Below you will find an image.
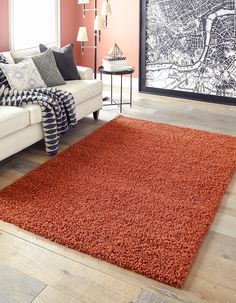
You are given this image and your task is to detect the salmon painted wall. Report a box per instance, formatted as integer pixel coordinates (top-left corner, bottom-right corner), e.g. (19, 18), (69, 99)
(0, 0), (139, 75)
(0, 0), (79, 60)
(77, 0), (139, 77)
(0, 0), (9, 51)
(60, 0), (79, 61)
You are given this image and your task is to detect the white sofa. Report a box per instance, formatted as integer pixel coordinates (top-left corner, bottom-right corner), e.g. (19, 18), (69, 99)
(0, 49), (103, 161)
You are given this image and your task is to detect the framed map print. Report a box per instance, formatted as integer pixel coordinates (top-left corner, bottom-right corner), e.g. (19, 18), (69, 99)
(139, 0), (236, 105)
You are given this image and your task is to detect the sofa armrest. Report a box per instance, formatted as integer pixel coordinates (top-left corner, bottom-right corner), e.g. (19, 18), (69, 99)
(77, 66), (93, 80)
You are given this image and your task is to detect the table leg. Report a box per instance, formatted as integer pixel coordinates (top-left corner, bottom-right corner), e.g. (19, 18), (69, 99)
(130, 73), (133, 107)
(120, 74), (123, 113)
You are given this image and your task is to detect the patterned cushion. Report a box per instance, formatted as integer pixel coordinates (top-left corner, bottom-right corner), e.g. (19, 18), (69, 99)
(0, 55), (8, 65)
(0, 52), (15, 64)
(0, 54), (10, 88)
(32, 49), (65, 87)
(0, 58), (46, 91)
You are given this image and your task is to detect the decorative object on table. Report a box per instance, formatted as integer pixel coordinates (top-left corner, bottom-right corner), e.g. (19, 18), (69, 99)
(139, 0), (236, 105)
(102, 43), (129, 72)
(99, 66), (134, 113)
(1, 115), (236, 288)
(109, 43), (123, 58)
(39, 44), (80, 81)
(77, 0), (112, 79)
(0, 58), (46, 91)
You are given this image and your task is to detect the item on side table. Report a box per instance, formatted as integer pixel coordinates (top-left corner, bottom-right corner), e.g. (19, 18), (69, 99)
(0, 58), (46, 91)
(109, 43), (123, 58)
(1, 115), (236, 288)
(102, 43), (129, 71)
(39, 44), (80, 81)
(32, 49), (65, 87)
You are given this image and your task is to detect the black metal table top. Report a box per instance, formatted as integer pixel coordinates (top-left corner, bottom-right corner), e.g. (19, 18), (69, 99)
(98, 66), (135, 75)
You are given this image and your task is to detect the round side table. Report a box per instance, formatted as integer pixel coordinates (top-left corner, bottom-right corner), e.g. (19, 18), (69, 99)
(98, 66), (135, 113)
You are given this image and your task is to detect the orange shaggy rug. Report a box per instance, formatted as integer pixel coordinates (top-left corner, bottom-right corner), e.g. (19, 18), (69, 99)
(1, 116), (236, 287)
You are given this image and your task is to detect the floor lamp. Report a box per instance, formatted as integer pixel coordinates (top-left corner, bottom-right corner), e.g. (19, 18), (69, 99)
(77, 0), (112, 80)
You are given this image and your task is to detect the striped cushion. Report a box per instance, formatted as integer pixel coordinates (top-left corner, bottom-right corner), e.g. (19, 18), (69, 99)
(0, 54), (10, 88)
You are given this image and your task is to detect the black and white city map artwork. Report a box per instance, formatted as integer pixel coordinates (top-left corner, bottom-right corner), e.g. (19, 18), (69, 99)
(140, 0), (236, 103)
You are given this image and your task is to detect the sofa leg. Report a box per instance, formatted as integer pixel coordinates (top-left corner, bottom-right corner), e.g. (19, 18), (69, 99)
(93, 110), (100, 120)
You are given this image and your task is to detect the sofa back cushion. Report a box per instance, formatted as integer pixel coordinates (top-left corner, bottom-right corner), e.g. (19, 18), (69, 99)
(11, 45), (58, 63)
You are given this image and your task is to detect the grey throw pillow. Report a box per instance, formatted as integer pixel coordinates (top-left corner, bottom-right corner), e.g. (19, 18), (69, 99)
(32, 49), (65, 87)
(39, 44), (80, 81)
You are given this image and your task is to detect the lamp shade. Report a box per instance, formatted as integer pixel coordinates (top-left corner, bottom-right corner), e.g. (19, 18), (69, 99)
(77, 27), (88, 41)
(101, 1), (112, 16)
(78, 0), (89, 4)
(94, 16), (105, 31)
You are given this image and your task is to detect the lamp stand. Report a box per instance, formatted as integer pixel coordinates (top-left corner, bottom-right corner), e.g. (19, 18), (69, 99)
(78, 0), (111, 80)
(94, 0), (97, 79)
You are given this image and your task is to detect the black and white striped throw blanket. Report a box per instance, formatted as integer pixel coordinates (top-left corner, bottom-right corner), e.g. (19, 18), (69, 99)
(0, 85), (77, 155)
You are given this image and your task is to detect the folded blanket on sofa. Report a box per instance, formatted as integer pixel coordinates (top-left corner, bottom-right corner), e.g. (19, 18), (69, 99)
(0, 85), (77, 155)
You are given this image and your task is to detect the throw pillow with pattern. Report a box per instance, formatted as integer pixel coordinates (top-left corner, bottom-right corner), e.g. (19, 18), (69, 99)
(32, 49), (65, 87)
(0, 58), (46, 91)
(0, 54), (10, 88)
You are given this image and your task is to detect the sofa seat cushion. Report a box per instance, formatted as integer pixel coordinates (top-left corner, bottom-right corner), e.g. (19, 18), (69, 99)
(19, 80), (103, 126)
(56, 80), (103, 105)
(0, 106), (30, 140)
(23, 104), (42, 125)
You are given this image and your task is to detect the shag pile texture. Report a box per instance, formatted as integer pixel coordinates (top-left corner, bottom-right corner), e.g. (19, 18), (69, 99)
(1, 116), (236, 287)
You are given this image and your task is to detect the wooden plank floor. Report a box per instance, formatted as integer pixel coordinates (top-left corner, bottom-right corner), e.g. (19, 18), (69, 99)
(0, 88), (236, 303)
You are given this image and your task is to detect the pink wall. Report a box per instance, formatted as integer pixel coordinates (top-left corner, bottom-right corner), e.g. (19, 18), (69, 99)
(0, 0), (9, 51)
(77, 0), (139, 77)
(60, 0), (79, 62)
(0, 0), (139, 76)
(0, 0), (79, 61)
